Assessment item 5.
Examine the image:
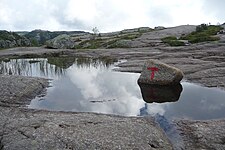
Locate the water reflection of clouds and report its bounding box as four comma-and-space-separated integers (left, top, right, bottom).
68, 65, 102, 99
159, 82, 225, 120
11, 58, 225, 120
66, 65, 144, 116
145, 104, 166, 116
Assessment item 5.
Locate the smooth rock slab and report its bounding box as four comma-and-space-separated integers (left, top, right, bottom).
0, 107, 173, 150
138, 59, 184, 85
0, 75, 48, 107
0, 74, 172, 149
175, 119, 225, 150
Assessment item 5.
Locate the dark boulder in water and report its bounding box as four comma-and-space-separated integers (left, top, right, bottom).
138, 83, 183, 103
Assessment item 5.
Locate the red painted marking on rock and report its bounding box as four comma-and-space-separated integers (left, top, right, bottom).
147, 67, 159, 80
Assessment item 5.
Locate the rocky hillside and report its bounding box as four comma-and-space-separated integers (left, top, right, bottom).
1, 24, 224, 49
0, 30, 31, 49
24, 30, 87, 46
45, 27, 154, 49
0, 30, 87, 49
44, 27, 142, 49
46, 26, 197, 49
46, 24, 225, 49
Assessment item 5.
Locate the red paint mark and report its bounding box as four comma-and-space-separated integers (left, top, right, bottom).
147, 67, 159, 80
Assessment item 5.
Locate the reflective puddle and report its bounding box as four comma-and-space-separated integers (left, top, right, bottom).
1, 57, 225, 120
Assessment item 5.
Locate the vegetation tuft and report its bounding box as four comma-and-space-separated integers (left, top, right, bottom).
161, 36, 185, 46
180, 24, 223, 43
162, 24, 223, 46
73, 26, 159, 49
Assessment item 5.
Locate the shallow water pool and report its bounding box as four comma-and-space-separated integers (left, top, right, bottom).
1, 57, 225, 120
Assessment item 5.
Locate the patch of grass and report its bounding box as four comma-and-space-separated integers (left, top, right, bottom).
73, 30, 147, 49
86, 39, 103, 49
74, 39, 104, 49
182, 34, 220, 43
73, 45, 83, 49
162, 36, 177, 41
162, 24, 223, 46
161, 36, 185, 46
138, 28, 154, 33
119, 33, 141, 40
0, 48, 7, 51
101, 39, 119, 48
106, 33, 142, 48
180, 24, 223, 43
165, 40, 185, 46
107, 41, 131, 48
74, 37, 130, 49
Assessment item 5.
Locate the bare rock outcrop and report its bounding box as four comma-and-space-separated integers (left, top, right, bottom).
46, 34, 76, 49
0, 107, 173, 150
0, 75, 48, 107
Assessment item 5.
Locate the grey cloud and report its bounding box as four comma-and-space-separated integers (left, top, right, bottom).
0, 0, 70, 30
202, 0, 225, 24
0, 0, 224, 31
148, 7, 173, 27
51, 8, 88, 31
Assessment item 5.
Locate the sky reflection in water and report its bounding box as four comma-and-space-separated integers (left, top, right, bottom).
1, 58, 225, 120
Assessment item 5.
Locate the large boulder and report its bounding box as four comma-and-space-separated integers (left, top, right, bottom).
138, 59, 183, 85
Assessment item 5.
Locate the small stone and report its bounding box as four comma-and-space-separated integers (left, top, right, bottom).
138, 59, 184, 85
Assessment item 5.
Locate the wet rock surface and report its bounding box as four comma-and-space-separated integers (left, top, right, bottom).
138, 59, 184, 85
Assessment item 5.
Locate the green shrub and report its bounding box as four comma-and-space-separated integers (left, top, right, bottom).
180, 24, 223, 43
196, 24, 208, 32
101, 39, 118, 48
74, 39, 103, 49
161, 36, 185, 46
120, 33, 141, 40
165, 40, 185, 46
162, 36, 177, 41
31, 38, 39, 46
138, 28, 153, 33
86, 39, 103, 49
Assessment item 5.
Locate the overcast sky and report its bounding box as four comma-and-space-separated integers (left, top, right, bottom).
0, 0, 224, 32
